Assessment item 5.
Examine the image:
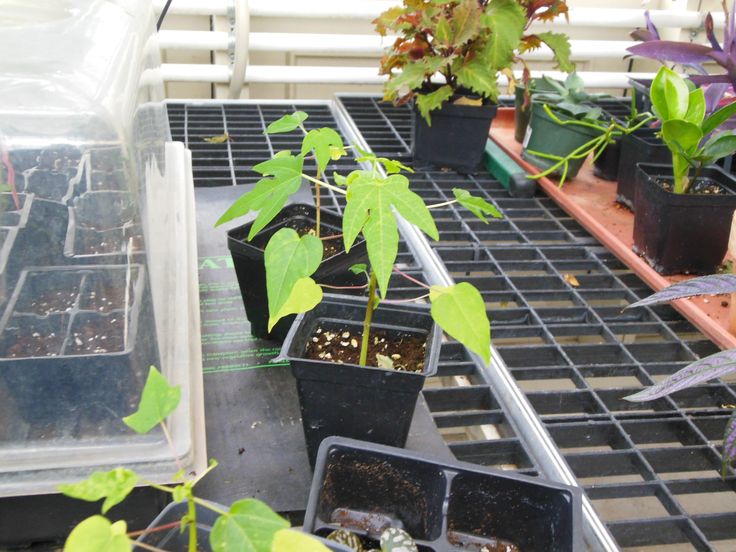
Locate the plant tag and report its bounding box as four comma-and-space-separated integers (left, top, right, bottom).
453, 96, 483, 107
522, 125, 532, 148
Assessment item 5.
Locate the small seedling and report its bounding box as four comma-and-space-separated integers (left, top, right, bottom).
61, 366, 331, 552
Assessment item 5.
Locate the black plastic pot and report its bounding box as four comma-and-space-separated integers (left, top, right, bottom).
280, 294, 442, 467
592, 136, 621, 181
521, 102, 604, 178
412, 89, 498, 174
304, 437, 583, 552
227, 204, 368, 341
616, 129, 670, 210
629, 78, 653, 114
136, 501, 351, 552
633, 163, 736, 275
513, 78, 562, 143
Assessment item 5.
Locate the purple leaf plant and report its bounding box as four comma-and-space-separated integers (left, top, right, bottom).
624, 274, 736, 475
628, 4, 736, 117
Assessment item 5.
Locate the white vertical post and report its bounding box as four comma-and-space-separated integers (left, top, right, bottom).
228, 0, 249, 99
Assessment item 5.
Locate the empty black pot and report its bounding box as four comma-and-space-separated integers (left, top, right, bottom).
616, 129, 670, 210
280, 294, 442, 467
227, 204, 367, 341
633, 163, 736, 275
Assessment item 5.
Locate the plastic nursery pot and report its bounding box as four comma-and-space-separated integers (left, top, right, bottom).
629, 77, 653, 114
633, 163, 736, 275
615, 128, 670, 211
591, 110, 628, 181
0, 265, 154, 424
304, 437, 583, 552
513, 78, 561, 143
280, 294, 442, 468
136, 501, 352, 552
411, 88, 498, 174
227, 203, 368, 342
521, 102, 603, 179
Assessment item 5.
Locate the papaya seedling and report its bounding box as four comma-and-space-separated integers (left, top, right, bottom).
60, 366, 331, 552
263, 133, 502, 367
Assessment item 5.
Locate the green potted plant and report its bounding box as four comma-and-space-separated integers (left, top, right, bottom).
59, 366, 344, 552
375, 0, 573, 173
632, 67, 736, 275
521, 73, 611, 179
259, 142, 500, 465
514, 76, 563, 143
215, 112, 368, 341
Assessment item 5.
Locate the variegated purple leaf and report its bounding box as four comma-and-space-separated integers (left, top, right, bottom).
626, 274, 736, 310
644, 10, 659, 41
705, 13, 723, 52
726, 0, 736, 56
627, 41, 714, 65
690, 74, 735, 87
722, 410, 736, 477
705, 83, 730, 113
624, 350, 736, 402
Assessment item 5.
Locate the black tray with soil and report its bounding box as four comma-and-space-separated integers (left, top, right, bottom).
304, 437, 583, 552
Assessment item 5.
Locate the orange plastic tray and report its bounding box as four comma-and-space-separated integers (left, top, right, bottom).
490, 108, 736, 350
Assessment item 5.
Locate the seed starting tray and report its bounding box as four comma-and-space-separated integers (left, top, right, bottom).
336, 95, 736, 551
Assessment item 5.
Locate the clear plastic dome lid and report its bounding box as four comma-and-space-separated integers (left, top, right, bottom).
0, 0, 204, 495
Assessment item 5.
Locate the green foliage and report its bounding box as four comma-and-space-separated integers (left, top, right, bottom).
64, 516, 130, 552
429, 283, 491, 365
265, 111, 307, 134
376, 0, 573, 122
650, 66, 736, 193
452, 188, 502, 222
343, 171, 438, 298
272, 529, 331, 552
302, 128, 344, 174
122, 366, 180, 434
264, 228, 323, 331
210, 499, 290, 552
535, 72, 607, 121
58, 469, 138, 514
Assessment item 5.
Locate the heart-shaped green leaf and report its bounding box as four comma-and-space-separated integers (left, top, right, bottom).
210, 499, 289, 552
58, 469, 138, 514
265, 111, 308, 134
122, 366, 181, 434
64, 516, 130, 552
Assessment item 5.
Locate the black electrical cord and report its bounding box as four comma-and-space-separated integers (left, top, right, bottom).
156, 0, 174, 30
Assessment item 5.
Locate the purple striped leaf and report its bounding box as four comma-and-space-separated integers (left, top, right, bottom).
626, 274, 736, 310
705, 12, 723, 52
723, 411, 736, 477
624, 350, 736, 402
627, 41, 714, 65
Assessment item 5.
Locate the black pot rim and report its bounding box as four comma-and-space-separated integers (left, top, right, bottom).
636, 163, 736, 198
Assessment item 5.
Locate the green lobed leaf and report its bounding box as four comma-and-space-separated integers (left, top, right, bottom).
264, 228, 323, 331
385, 63, 428, 99
452, 188, 503, 223
210, 498, 290, 552
272, 529, 331, 552
700, 132, 736, 163
301, 128, 344, 174
416, 85, 454, 125
122, 366, 181, 434
265, 111, 308, 134
536, 31, 575, 73
58, 469, 138, 514
434, 15, 452, 46
455, 59, 499, 100
483, 0, 526, 70
429, 282, 491, 365
703, 101, 736, 135
349, 263, 368, 275
63, 516, 130, 552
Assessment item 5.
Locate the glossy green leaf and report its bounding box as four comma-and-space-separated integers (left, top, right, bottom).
455, 59, 499, 100
536, 31, 575, 73
64, 516, 130, 552
301, 128, 344, 174
416, 85, 453, 125
701, 132, 736, 163
430, 282, 491, 365
661, 119, 703, 155
264, 228, 323, 331
483, 0, 526, 69
215, 153, 304, 237
265, 111, 307, 134
703, 101, 736, 135
349, 263, 368, 275
122, 366, 181, 434
683, 88, 706, 125
651, 67, 689, 122
210, 498, 289, 552
272, 529, 331, 552
58, 469, 138, 514
452, 188, 502, 223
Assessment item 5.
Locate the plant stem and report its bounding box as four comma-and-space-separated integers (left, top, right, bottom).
160, 421, 184, 474
133, 541, 169, 552
187, 493, 197, 552
426, 199, 458, 209
315, 171, 321, 239
320, 283, 369, 290
193, 497, 229, 516
381, 293, 430, 304
393, 266, 431, 289
301, 173, 346, 195
128, 521, 181, 538
359, 271, 378, 367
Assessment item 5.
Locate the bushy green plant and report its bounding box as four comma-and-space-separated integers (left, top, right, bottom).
375, 0, 574, 124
